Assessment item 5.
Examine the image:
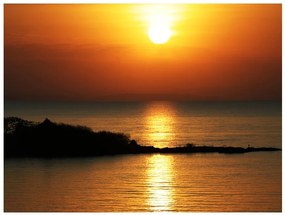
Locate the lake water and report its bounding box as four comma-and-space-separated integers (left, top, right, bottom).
4, 101, 282, 212
5, 152, 281, 212
4, 101, 282, 148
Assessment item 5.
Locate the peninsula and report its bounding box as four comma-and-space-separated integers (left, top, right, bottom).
4, 117, 281, 158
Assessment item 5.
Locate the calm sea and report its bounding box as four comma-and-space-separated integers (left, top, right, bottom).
4, 101, 282, 212
5, 153, 281, 212
4, 101, 281, 148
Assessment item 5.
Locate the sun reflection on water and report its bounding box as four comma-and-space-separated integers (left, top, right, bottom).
143, 102, 176, 148
146, 154, 175, 212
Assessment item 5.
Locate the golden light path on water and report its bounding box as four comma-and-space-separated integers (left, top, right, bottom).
146, 154, 175, 212
143, 103, 176, 211
143, 102, 176, 148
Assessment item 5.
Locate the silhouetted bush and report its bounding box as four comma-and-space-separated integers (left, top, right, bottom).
4, 117, 135, 157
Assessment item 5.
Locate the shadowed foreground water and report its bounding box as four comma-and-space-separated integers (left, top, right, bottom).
5, 152, 281, 212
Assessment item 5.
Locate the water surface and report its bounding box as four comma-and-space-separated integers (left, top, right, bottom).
4, 101, 281, 148
4, 101, 281, 212
5, 152, 281, 212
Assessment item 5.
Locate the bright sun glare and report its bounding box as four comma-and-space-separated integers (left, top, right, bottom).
148, 14, 172, 44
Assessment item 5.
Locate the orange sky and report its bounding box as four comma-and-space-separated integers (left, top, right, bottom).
4, 4, 281, 101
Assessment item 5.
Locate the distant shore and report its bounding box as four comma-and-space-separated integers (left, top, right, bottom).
4, 117, 281, 158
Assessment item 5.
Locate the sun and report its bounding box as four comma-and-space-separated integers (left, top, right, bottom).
147, 14, 172, 44
148, 24, 171, 44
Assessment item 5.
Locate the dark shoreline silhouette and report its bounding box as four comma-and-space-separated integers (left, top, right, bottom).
4, 117, 281, 158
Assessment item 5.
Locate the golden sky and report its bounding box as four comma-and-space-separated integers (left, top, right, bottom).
4, 4, 281, 101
